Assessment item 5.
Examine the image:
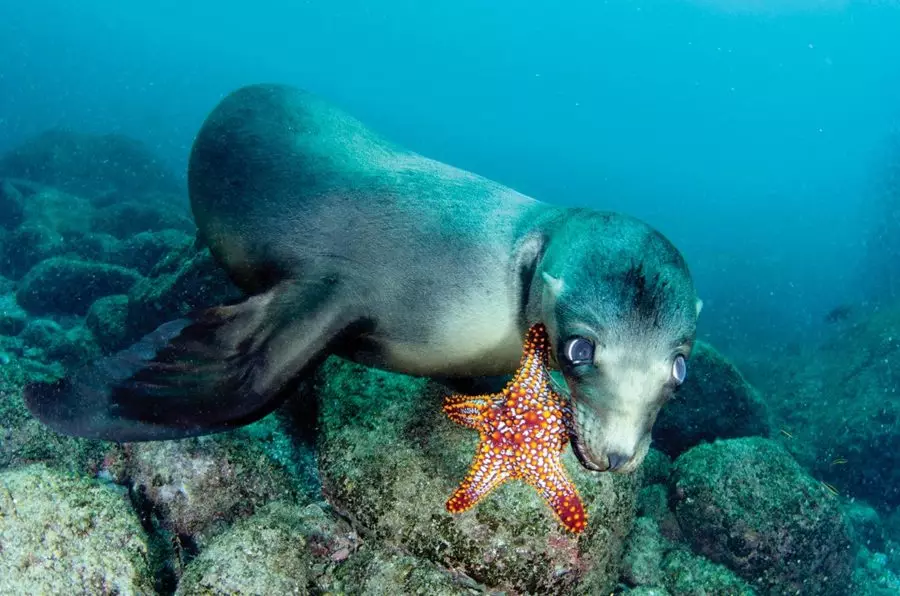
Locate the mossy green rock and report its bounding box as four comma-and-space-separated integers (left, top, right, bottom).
316, 357, 640, 594
653, 341, 771, 458
125, 246, 239, 343
0, 464, 154, 594
16, 257, 142, 315
0, 293, 27, 336
175, 499, 476, 595
0, 223, 64, 279
622, 516, 754, 595
126, 433, 297, 547
780, 307, 900, 509
174, 500, 313, 595
86, 294, 130, 353
672, 437, 854, 595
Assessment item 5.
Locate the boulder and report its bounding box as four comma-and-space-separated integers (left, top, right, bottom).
316, 356, 641, 594
0, 464, 154, 594
653, 341, 771, 458
0, 223, 64, 279
16, 257, 142, 315
0, 179, 24, 229
671, 437, 854, 595
110, 229, 193, 275
92, 201, 194, 238
85, 294, 130, 353
0, 293, 27, 336
0, 129, 182, 197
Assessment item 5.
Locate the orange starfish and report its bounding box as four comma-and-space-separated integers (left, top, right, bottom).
443, 323, 587, 533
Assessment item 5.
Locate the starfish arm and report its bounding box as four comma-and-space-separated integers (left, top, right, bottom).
442, 393, 491, 429
446, 445, 511, 513
528, 460, 587, 533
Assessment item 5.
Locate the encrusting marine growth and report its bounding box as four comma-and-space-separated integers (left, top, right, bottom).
443, 323, 588, 533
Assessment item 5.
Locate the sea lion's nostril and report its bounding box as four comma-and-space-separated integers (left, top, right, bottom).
606, 452, 629, 471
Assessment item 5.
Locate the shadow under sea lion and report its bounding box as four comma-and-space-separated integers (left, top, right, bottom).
24, 83, 701, 474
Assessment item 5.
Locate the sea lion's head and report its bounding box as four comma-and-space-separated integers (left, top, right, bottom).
534, 211, 701, 473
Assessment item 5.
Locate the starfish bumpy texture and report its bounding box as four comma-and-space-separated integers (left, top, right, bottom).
443, 323, 588, 533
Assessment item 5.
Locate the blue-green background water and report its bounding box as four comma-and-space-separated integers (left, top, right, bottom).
2, 0, 900, 354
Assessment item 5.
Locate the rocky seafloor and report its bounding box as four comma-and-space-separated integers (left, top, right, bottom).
0, 129, 898, 595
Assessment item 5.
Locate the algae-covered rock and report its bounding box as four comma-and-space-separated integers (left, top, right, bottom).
63, 231, 120, 263
93, 201, 194, 238
16, 257, 142, 315
125, 246, 239, 344
671, 437, 854, 595
0, 293, 27, 336
127, 433, 297, 546
640, 448, 672, 486
0, 464, 154, 594
0, 223, 64, 279
0, 179, 25, 229
328, 543, 479, 595
17, 317, 100, 366
778, 307, 900, 510
111, 229, 194, 275
652, 341, 771, 458
316, 357, 640, 594
176, 499, 480, 595
637, 484, 682, 542
86, 294, 130, 353
0, 128, 182, 197
174, 500, 314, 595
621, 516, 755, 595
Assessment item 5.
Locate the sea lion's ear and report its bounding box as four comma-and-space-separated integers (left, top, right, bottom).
542, 272, 565, 297
696, 298, 704, 317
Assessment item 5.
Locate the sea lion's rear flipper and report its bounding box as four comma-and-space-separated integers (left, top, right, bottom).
24, 280, 364, 442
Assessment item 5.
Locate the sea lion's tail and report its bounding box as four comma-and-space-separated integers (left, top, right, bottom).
23, 280, 364, 442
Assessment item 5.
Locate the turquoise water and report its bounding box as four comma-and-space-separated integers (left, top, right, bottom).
1, 1, 899, 594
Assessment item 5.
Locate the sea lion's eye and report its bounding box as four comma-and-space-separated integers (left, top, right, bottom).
672, 355, 687, 385
561, 337, 594, 366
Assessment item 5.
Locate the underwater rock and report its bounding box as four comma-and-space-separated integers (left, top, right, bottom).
0, 463, 154, 594
174, 499, 475, 595
110, 229, 194, 276
0, 179, 25, 230
20, 186, 94, 238
17, 318, 100, 366
652, 341, 771, 458
621, 516, 754, 595
16, 257, 142, 315
671, 437, 854, 595
0, 129, 182, 198
125, 246, 240, 344
173, 500, 315, 595
0, 339, 112, 473
640, 448, 672, 486
783, 307, 900, 510
61, 231, 120, 263
316, 356, 641, 594
125, 433, 297, 548
851, 546, 900, 595
637, 484, 682, 543
85, 294, 130, 353
0, 223, 65, 279
92, 201, 195, 238
844, 501, 886, 553
0, 294, 27, 336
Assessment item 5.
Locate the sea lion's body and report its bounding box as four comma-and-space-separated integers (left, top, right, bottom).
190, 84, 551, 378
25, 84, 701, 473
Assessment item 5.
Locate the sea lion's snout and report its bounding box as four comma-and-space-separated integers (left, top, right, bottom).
566, 381, 657, 474
557, 344, 689, 474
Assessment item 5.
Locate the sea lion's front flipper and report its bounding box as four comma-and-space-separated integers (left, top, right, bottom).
24, 279, 365, 442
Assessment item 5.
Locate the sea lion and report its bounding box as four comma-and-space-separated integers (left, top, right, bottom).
24, 83, 701, 473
